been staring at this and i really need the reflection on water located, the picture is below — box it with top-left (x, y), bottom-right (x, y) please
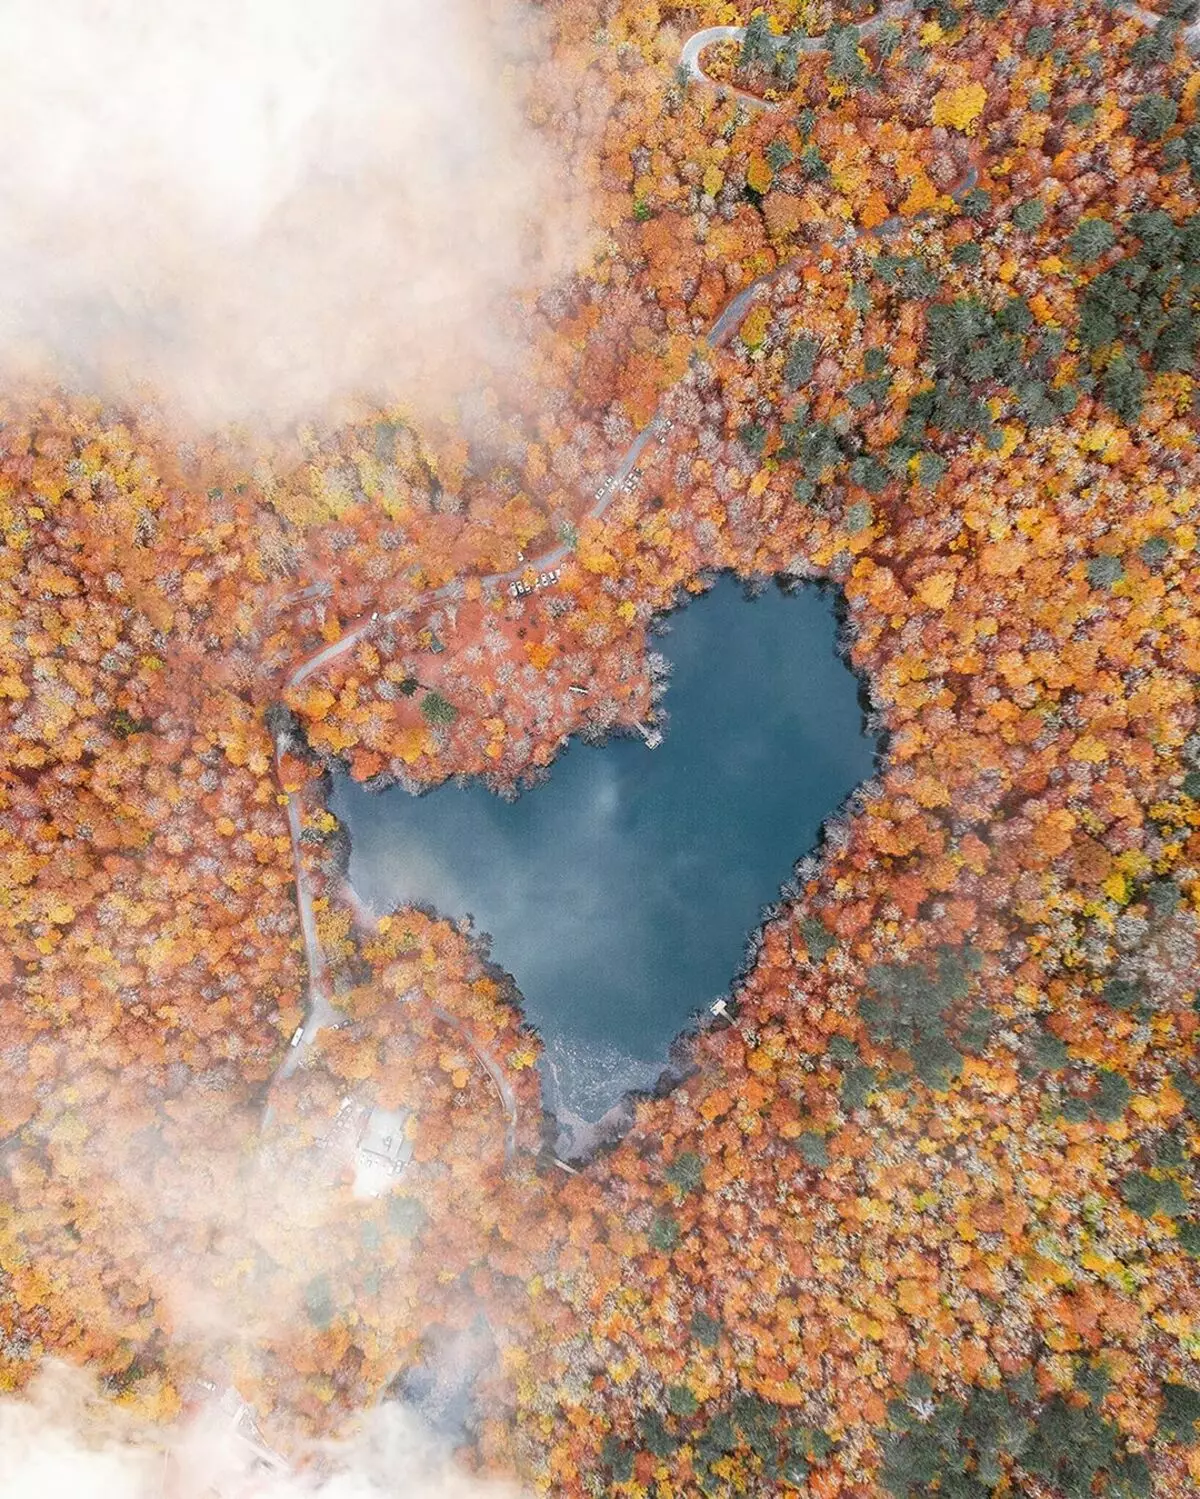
top-left (541, 1033), bottom-right (667, 1126)
top-left (333, 577), bottom-right (878, 1119)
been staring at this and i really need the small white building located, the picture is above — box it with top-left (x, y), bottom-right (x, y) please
top-left (354, 1106), bottom-right (414, 1197)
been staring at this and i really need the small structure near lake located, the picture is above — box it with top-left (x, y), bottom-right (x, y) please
top-left (353, 1104), bottom-right (414, 1197)
top-left (315, 1097), bottom-right (415, 1197)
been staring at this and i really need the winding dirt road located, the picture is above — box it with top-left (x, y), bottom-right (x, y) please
top-left (265, 0), bottom-right (1195, 1159)
top-left (680, 1), bottom-right (914, 106)
top-left (680, 0), bottom-right (1200, 98)
top-left (431, 1005), bottom-right (519, 1161)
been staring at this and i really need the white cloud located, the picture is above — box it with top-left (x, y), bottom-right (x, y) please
top-left (0, 0), bottom-right (581, 430)
top-left (0, 1362), bottom-right (527, 1499)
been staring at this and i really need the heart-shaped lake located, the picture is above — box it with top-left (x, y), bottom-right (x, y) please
top-left (333, 575), bottom-right (878, 1122)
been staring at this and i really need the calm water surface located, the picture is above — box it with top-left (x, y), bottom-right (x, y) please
top-left (333, 578), bottom-right (877, 1120)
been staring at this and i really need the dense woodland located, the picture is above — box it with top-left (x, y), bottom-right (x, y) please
top-left (3, 0), bottom-right (1200, 1493)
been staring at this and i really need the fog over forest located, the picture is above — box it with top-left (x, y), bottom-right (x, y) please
top-left (0, 0), bottom-right (582, 430)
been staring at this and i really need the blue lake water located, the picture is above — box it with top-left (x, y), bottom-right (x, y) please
top-left (332, 577), bottom-right (878, 1121)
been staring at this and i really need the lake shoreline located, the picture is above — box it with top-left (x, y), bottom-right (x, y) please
top-left (329, 569), bottom-right (881, 1146)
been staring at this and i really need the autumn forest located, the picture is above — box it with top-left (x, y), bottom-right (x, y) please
top-left (3, 0), bottom-right (1200, 1494)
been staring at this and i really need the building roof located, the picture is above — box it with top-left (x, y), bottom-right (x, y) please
top-left (357, 1106), bottom-right (413, 1172)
